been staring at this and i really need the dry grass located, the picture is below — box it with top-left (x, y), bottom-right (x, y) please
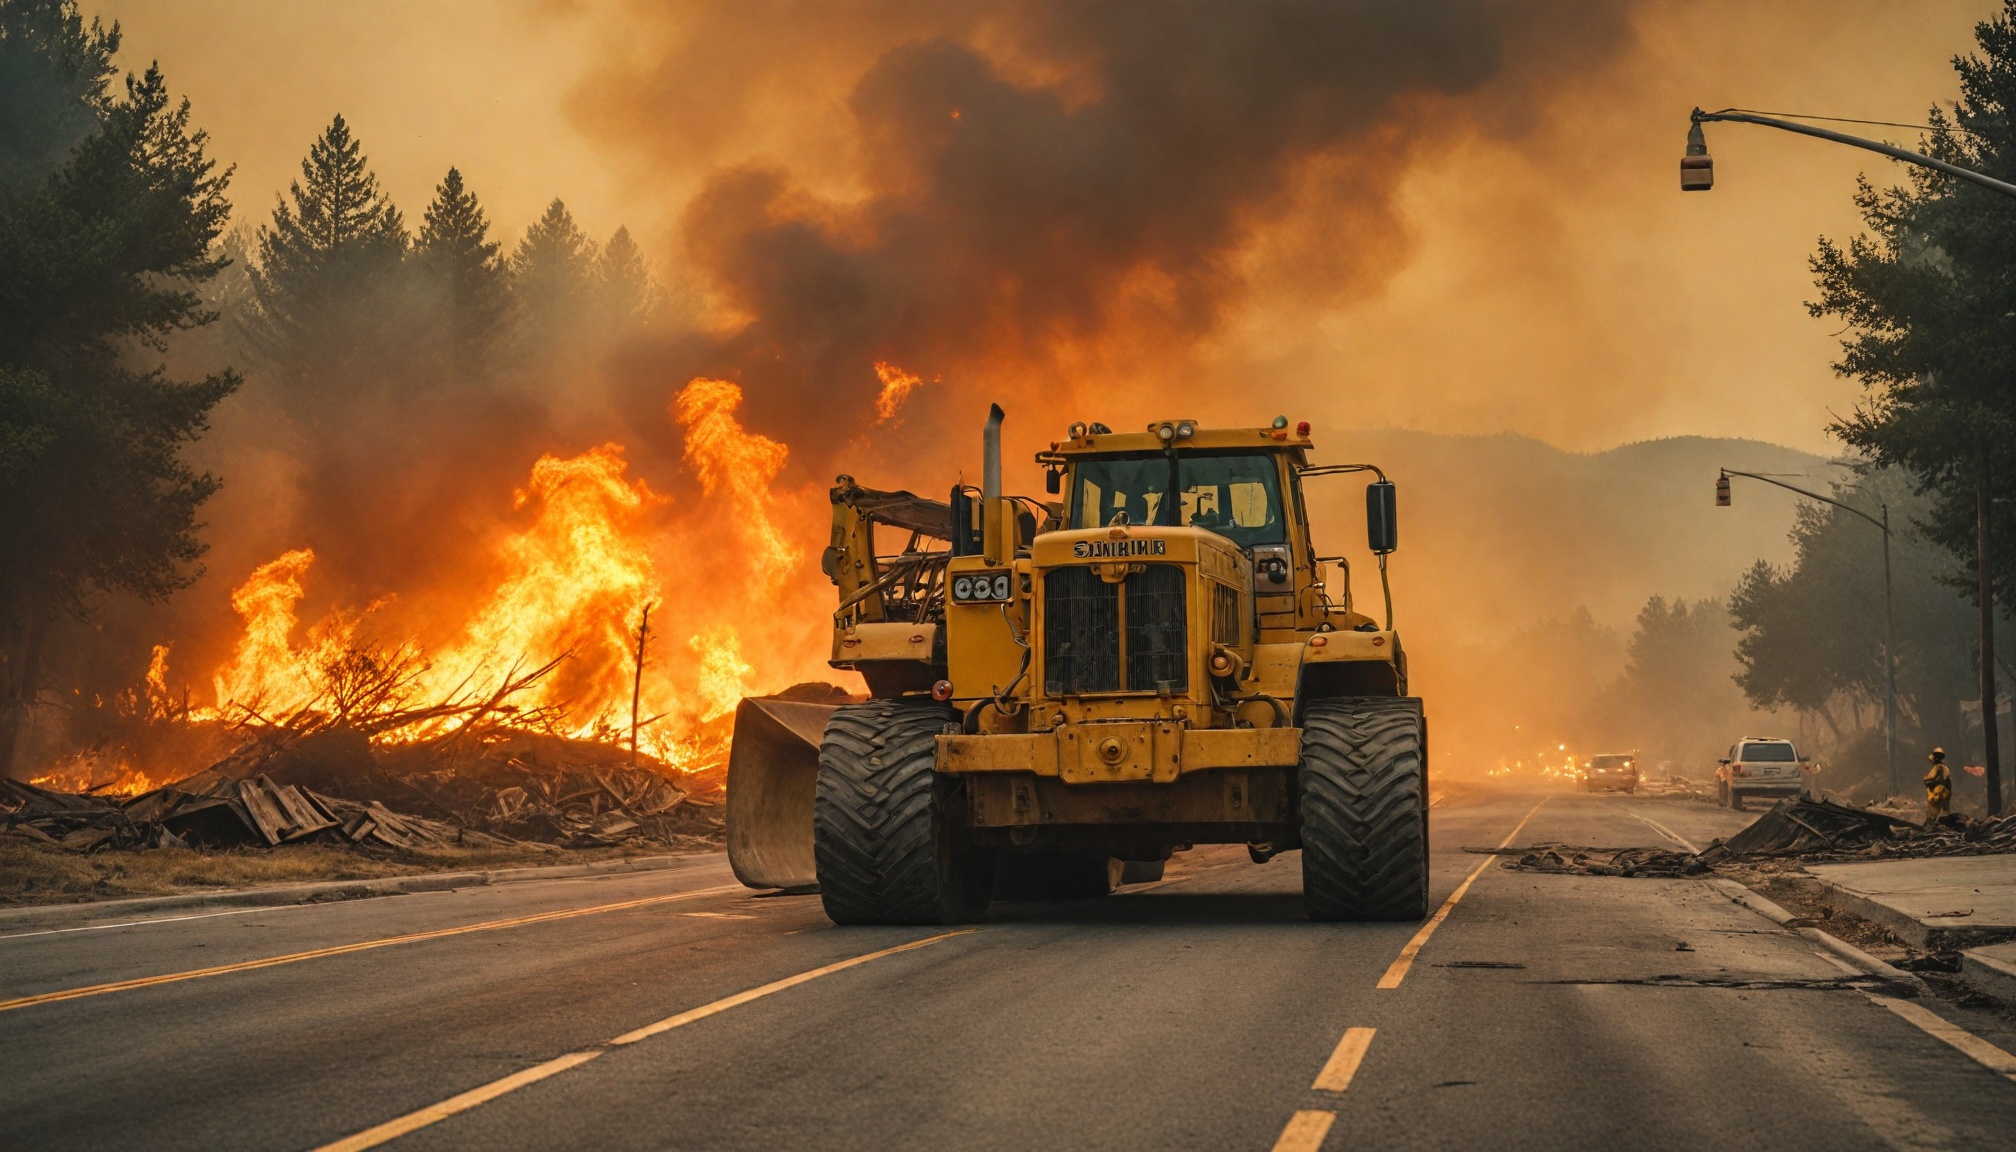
top-left (0, 838), bottom-right (716, 907)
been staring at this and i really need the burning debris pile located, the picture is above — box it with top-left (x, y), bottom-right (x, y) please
top-left (1501, 797), bottom-right (2016, 878)
top-left (5, 657), bottom-right (738, 854)
top-left (4, 735), bottom-right (722, 854)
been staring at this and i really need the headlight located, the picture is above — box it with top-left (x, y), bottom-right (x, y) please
top-left (953, 576), bottom-right (973, 600)
top-left (992, 574), bottom-right (1011, 599)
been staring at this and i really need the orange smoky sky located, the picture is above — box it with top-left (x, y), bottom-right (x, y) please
top-left (69, 0), bottom-right (2005, 778)
top-left (89, 0), bottom-right (1994, 459)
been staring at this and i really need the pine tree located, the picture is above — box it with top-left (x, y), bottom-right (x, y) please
top-left (1815, 4), bottom-right (2016, 598)
top-left (417, 166), bottom-right (508, 381)
top-left (245, 114), bottom-right (408, 384)
top-left (510, 198), bottom-right (597, 346)
top-left (595, 225), bottom-right (655, 324)
top-left (0, 17), bottom-right (236, 775)
top-left (0, 0), bottom-right (118, 189)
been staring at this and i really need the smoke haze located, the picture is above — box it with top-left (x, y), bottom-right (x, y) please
top-left (52, 0), bottom-right (1999, 779)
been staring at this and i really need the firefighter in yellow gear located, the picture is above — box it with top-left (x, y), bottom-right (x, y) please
top-left (1924, 747), bottom-right (1952, 823)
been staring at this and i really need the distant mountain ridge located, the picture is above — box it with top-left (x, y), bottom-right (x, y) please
top-left (1305, 429), bottom-right (1828, 645)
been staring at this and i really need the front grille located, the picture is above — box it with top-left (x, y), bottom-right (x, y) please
top-left (1042, 563), bottom-right (1188, 695)
top-left (1126, 565), bottom-right (1187, 693)
top-left (1211, 581), bottom-right (1242, 646)
top-left (1044, 567), bottom-right (1120, 694)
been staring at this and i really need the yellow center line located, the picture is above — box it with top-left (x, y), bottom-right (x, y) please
top-left (0, 883), bottom-right (743, 1014)
top-left (1866, 994), bottom-right (2016, 1080)
top-left (1310, 1027), bottom-right (1376, 1092)
top-left (1378, 799), bottom-right (1546, 990)
top-left (1269, 1110), bottom-right (1337, 1152)
top-left (314, 929), bottom-right (976, 1152)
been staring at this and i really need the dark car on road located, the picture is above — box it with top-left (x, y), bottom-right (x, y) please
top-left (1581, 753), bottom-right (1640, 793)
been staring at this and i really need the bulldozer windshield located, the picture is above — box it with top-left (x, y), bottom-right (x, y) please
top-left (1069, 451), bottom-right (1286, 548)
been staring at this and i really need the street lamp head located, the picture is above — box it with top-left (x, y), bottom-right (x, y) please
top-left (1715, 473), bottom-right (1731, 506)
top-left (1682, 112), bottom-right (1714, 192)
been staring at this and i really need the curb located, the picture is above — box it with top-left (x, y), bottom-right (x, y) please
top-left (1803, 871), bottom-right (2016, 952)
top-left (1961, 947), bottom-right (2016, 1008)
top-left (0, 851), bottom-right (719, 930)
top-left (1709, 878), bottom-right (1926, 994)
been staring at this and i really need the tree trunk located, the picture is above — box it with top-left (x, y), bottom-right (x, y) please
top-left (0, 610), bottom-right (48, 780)
top-left (1982, 458), bottom-right (2003, 815)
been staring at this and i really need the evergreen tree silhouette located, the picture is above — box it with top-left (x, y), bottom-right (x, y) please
top-left (595, 225), bottom-right (655, 323)
top-left (510, 198), bottom-right (596, 348)
top-left (246, 114), bottom-right (408, 391)
top-left (417, 166), bottom-right (507, 382)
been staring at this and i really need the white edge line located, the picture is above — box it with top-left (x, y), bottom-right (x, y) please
top-left (1866, 993), bottom-right (2016, 1080)
top-left (0, 903), bottom-right (313, 942)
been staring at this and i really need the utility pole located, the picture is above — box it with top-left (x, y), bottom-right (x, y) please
top-left (1982, 462), bottom-right (2003, 814)
top-left (630, 602), bottom-right (653, 766)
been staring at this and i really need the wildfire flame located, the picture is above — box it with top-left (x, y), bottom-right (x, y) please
top-left (424, 442), bottom-right (663, 720)
top-left (871, 361), bottom-right (927, 424)
top-left (211, 548), bottom-right (322, 712)
top-left (141, 376), bottom-right (836, 780)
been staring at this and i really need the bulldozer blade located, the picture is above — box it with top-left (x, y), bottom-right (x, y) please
top-left (725, 697), bottom-right (841, 890)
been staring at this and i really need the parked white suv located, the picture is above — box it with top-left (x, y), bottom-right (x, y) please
top-left (1716, 738), bottom-right (1805, 811)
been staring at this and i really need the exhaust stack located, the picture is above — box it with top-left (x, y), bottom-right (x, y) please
top-left (982, 404), bottom-right (1004, 502)
top-left (982, 404), bottom-right (1005, 560)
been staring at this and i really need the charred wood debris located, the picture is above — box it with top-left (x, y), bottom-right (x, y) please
top-left (1496, 797), bottom-right (2016, 878)
top-left (2, 735), bottom-right (721, 854)
top-left (1, 659), bottom-right (725, 854)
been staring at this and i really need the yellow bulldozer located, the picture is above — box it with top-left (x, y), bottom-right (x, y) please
top-left (726, 408), bottom-right (1426, 924)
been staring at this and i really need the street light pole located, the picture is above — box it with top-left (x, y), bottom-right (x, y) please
top-left (1718, 469), bottom-right (1898, 796)
top-left (1683, 108), bottom-right (2016, 200)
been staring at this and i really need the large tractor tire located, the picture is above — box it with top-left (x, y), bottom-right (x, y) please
top-left (1298, 697), bottom-right (1429, 922)
top-left (813, 700), bottom-right (993, 925)
top-left (993, 852), bottom-right (1122, 900)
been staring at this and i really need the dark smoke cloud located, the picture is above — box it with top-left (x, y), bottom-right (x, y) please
top-left (584, 1), bottom-right (1636, 476)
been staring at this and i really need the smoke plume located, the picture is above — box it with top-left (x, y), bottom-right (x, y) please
top-left (581, 1), bottom-right (1635, 479)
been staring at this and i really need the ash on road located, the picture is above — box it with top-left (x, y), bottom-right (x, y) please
top-left (5, 790), bottom-right (2015, 1151)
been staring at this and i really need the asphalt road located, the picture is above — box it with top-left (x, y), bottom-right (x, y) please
top-left (6, 787), bottom-right (2016, 1151)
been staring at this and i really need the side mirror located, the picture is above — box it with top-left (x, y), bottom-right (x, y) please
top-left (1717, 758), bottom-right (1730, 766)
top-left (1045, 469), bottom-right (1062, 494)
top-left (1366, 480), bottom-right (1397, 555)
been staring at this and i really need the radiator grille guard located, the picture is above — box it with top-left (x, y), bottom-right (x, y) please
top-left (1042, 564), bottom-right (1188, 695)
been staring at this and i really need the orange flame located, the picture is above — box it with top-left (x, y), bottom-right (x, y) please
top-left (174, 377), bottom-right (840, 779)
top-left (145, 644), bottom-right (173, 720)
top-left (423, 443), bottom-right (663, 720)
top-left (211, 549), bottom-right (325, 714)
top-left (871, 361), bottom-right (927, 424)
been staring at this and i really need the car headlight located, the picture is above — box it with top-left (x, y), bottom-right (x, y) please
top-left (953, 576), bottom-right (973, 600)
top-left (992, 574), bottom-right (1011, 599)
